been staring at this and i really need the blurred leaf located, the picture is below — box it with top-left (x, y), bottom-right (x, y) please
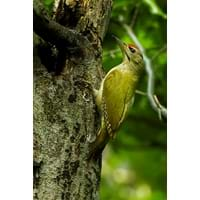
top-left (43, 0), bottom-right (54, 14)
top-left (143, 0), bottom-right (167, 19)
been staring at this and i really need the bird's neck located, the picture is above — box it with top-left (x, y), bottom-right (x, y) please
top-left (122, 60), bottom-right (142, 76)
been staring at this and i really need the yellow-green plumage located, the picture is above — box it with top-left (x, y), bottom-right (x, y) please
top-left (89, 37), bottom-right (144, 158)
top-left (102, 63), bottom-right (139, 138)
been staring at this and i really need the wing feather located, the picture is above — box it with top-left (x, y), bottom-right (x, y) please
top-left (102, 68), bottom-right (135, 137)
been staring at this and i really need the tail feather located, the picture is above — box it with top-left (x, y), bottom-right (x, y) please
top-left (88, 127), bottom-right (110, 160)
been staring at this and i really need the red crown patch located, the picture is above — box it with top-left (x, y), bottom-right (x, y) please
top-left (128, 44), bottom-right (139, 50)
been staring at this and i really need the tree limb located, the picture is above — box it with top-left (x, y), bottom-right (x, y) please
top-left (33, 0), bottom-right (90, 50)
top-left (123, 24), bottom-right (167, 119)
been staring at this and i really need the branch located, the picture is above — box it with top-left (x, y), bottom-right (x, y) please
top-left (151, 44), bottom-right (167, 61)
top-left (33, 0), bottom-right (90, 50)
top-left (123, 24), bottom-right (167, 119)
top-left (103, 49), bottom-right (120, 58)
top-left (130, 3), bottom-right (141, 28)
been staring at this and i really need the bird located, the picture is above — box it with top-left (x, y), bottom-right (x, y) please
top-left (89, 36), bottom-right (145, 158)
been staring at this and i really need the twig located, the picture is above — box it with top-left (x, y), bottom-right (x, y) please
top-left (123, 24), bottom-right (167, 119)
top-left (103, 49), bottom-right (120, 58)
top-left (151, 44), bottom-right (167, 61)
top-left (135, 90), bottom-right (147, 96)
top-left (130, 3), bottom-right (140, 28)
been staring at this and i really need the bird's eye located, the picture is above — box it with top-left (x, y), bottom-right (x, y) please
top-left (129, 46), bottom-right (136, 53)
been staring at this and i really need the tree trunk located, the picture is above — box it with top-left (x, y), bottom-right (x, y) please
top-left (33, 0), bottom-right (112, 199)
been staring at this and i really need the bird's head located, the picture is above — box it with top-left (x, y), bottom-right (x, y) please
top-left (113, 36), bottom-right (144, 73)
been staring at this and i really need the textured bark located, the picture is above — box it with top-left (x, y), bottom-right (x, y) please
top-left (33, 0), bottom-right (112, 199)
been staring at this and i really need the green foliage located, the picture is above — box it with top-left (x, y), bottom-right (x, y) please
top-left (143, 0), bottom-right (167, 19)
top-left (43, 0), bottom-right (54, 14)
top-left (101, 0), bottom-right (167, 199)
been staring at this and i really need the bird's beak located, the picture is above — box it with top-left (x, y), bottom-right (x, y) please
top-left (112, 35), bottom-right (130, 60)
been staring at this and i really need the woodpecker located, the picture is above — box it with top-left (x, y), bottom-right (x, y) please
top-left (89, 36), bottom-right (145, 158)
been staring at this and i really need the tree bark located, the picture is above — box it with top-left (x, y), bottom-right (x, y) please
top-left (33, 0), bottom-right (112, 199)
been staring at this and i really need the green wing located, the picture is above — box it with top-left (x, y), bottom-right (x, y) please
top-left (102, 68), bottom-right (135, 138)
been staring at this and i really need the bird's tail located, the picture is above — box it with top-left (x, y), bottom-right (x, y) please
top-left (88, 126), bottom-right (110, 160)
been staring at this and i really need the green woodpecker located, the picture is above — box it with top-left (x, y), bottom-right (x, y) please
top-left (89, 36), bottom-right (144, 158)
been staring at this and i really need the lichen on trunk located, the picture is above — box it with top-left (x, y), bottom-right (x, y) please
top-left (33, 0), bottom-right (112, 199)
